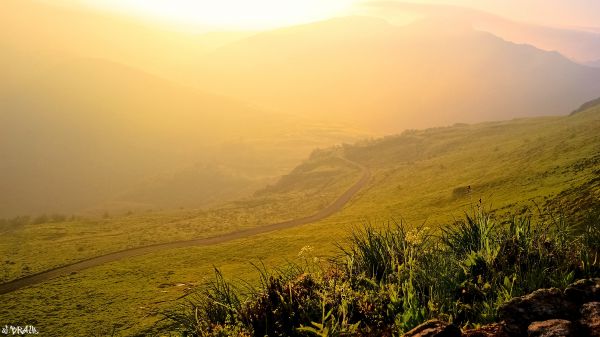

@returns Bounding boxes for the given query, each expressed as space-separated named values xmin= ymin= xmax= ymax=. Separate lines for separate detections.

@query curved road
xmin=0 ymin=159 xmax=370 ymax=295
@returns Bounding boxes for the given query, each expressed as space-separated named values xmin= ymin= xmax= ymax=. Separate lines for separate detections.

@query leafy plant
xmin=165 ymin=205 xmax=600 ymax=336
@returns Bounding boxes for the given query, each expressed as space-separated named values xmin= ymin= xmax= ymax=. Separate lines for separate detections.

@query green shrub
xmin=164 ymin=206 xmax=600 ymax=336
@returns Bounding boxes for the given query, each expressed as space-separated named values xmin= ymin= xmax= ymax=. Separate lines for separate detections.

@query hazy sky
xmin=383 ymin=0 xmax=600 ymax=29
xmin=39 ymin=0 xmax=600 ymax=31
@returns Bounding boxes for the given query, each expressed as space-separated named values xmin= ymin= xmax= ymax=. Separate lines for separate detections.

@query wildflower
xmin=405 ymin=227 xmax=430 ymax=246
xmin=405 ymin=229 xmax=422 ymax=245
xmin=298 ymin=245 xmax=314 ymax=257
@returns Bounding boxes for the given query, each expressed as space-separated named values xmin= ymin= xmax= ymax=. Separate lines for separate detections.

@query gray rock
xmin=564 ymin=278 xmax=600 ymax=305
xmin=499 ymin=288 xmax=577 ymax=336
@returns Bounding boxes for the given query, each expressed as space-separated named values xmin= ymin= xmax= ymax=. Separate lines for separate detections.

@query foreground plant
xmin=161 ymin=206 xmax=600 ymax=336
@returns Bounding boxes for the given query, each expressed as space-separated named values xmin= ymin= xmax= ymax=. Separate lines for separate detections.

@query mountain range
xmin=191 ymin=16 xmax=600 ymax=132
xmin=2 ymin=1 xmax=600 ymax=216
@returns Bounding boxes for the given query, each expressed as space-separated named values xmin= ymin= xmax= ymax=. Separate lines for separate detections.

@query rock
xmin=402 ymin=320 xmax=462 ymax=337
xmin=462 ymin=323 xmax=509 ymax=337
xmin=412 ymin=279 xmax=600 ymax=337
xmin=564 ymin=278 xmax=600 ymax=304
xmin=579 ymin=302 xmax=600 ymax=337
xmin=527 ymin=319 xmax=575 ymax=337
xmin=499 ymin=288 xmax=577 ymax=336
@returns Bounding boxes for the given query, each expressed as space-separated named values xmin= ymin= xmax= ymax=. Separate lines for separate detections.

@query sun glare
xmin=82 ymin=0 xmax=356 ymax=30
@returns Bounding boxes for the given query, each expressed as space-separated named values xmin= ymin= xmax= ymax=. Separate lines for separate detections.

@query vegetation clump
xmin=163 ymin=205 xmax=600 ymax=336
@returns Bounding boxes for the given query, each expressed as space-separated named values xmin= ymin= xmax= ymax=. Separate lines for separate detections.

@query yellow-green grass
xmin=343 ymin=112 xmax=599 ymax=223
xmin=0 ymin=216 xmax=352 ymax=336
xmin=1 ymin=107 xmax=599 ymax=336
xmin=0 ymin=156 xmax=361 ymax=283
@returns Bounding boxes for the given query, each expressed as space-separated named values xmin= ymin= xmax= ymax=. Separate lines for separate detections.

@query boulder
xmin=564 ymin=278 xmax=600 ymax=305
xmin=579 ymin=302 xmax=600 ymax=337
xmin=499 ymin=288 xmax=577 ymax=336
xmin=402 ymin=320 xmax=462 ymax=337
xmin=527 ymin=319 xmax=575 ymax=337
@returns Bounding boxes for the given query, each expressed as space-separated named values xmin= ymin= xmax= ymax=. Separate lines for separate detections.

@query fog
xmin=2 ymin=0 xmax=600 ymax=217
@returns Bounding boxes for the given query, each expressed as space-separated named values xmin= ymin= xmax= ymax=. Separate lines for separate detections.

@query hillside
xmin=161 ymin=103 xmax=599 ymax=336
xmin=339 ymin=106 xmax=599 ymax=223
xmin=4 ymin=2 xmax=600 ymax=217
xmin=1 ymin=104 xmax=599 ymax=335
xmin=3 ymin=2 xmax=600 ymax=337
xmin=572 ymin=96 xmax=600 ymax=115
xmin=5 ymin=2 xmax=600 ymax=137
xmin=364 ymin=2 xmax=600 ymax=64
xmin=1 ymin=1 xmax=372 ymax=217
xmin=193 ymin=16 xmax=600 ymax=132
xmin=0 ymin=53 xmax=365 ymax=217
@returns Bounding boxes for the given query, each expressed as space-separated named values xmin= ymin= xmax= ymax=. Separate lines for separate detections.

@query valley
xmin=2 ymin=2 xmax=600 ymax=336
xmin=1 ymin=103 xmax=598 ymax=335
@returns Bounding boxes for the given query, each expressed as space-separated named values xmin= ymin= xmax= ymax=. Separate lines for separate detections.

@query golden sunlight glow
xmin=82 ymin=0 xmax=357 ymax=30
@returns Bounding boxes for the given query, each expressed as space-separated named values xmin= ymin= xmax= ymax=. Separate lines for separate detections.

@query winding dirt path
xmin=0 ymin=159 xmax=370 ymax=295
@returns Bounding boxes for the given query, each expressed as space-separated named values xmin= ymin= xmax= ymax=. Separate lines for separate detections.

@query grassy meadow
xmin=0 ymin=105 xmax=599 ymax=336
xmin=0 ymin=156 xmax=362 ymax=283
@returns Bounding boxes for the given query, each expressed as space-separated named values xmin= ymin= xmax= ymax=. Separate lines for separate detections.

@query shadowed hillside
xmin=0 ymin=54 xmax=365 ymax=217
xmin=194 ymin=16 xmax=600 ymax=132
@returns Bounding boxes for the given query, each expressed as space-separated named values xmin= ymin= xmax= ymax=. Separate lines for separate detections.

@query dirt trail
xmin=0 ymin=159 xmax=370 ymax=295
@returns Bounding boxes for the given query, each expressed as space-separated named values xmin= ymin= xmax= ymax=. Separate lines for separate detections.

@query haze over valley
xmin=3 ymin=0 xmax=600 ymax=218
xmin=1 ymin=1 xmax=599 ymax=336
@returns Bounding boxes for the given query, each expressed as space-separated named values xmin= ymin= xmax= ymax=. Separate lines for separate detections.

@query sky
xmin=40 ymin=0 xmax=600 ymax=32
xmin=388 ymin=0 xmax=600 ymax=29
xmin=54 ymin=0 xmax=358 ymax=31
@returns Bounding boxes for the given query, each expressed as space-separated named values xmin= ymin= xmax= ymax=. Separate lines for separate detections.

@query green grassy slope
xmin=341 ymin=108 xmax=599 ymax=224
xmin=1 ymin=106 xmax=599 ymax=335
xmin=0 ymin=156 xmax=361 ymax=283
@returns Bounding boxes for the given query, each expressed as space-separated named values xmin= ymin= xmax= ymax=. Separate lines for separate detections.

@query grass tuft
xmin=163 ymin=205 xmax=600 ymax=336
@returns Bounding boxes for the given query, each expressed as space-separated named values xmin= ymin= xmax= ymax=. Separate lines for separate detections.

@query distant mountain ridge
xmin=194 ymin=16 xmax=600 ymax=133
xmin=364 ymin=2 xmax=600 ymax=64
xmin=571 ymin=96 xmax=600 ymax=115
